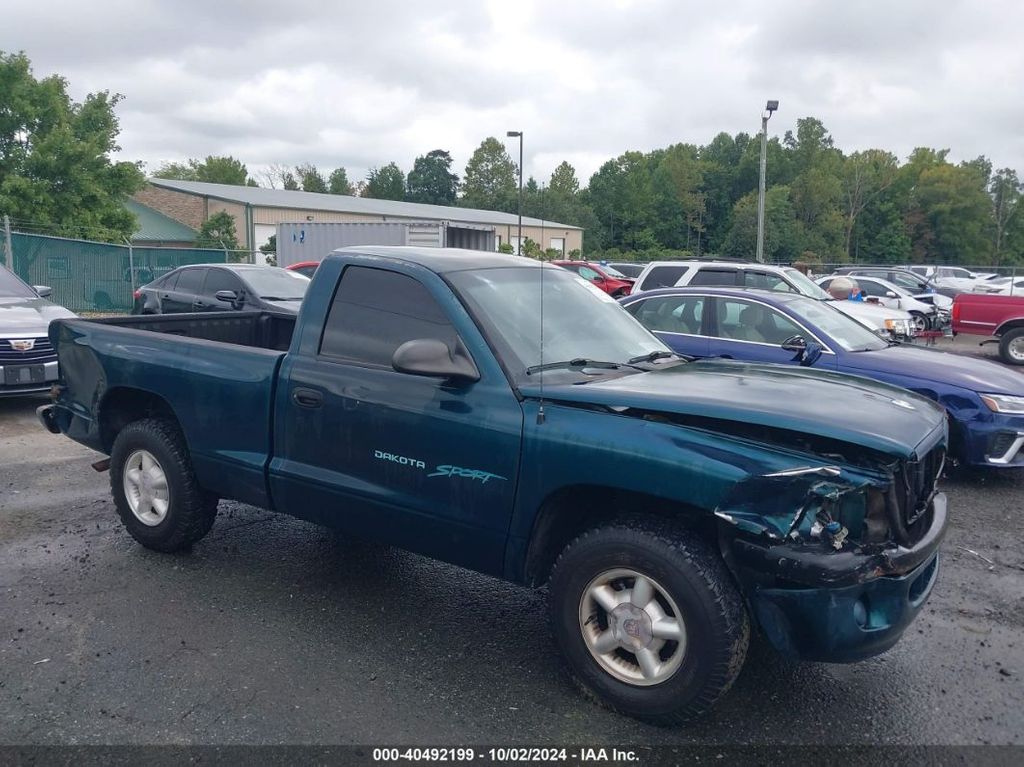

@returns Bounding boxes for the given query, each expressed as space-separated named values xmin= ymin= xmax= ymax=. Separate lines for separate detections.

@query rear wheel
xmin=110 ymin=419 xmax=217 ymax=552
xmin=547 ymin=520 xmax=749 ymax=725
xmin=999 ymin=328 xmax=1024 ymax=366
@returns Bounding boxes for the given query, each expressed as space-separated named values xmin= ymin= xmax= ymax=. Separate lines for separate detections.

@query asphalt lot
xmin=1 ymin=344 xmax=1023 ymax=746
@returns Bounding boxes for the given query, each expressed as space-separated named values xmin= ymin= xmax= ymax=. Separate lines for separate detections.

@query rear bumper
xmin=731 ymin=493 xmax=947 ymax=662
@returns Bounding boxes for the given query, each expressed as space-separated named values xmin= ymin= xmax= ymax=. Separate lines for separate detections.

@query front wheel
xmin=999 ymin=328 xmax=1024 ymax=366
xmin=110 ymin=418 xmax=218 ymax=552
xmin=909 ymin=311 xmax=928 ymax=333
xmin=547 ymin=520 xmax=749 ymax=725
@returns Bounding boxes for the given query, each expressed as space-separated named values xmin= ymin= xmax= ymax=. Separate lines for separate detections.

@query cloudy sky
xmin=4 ymin=0 xmax=1023 ymax=185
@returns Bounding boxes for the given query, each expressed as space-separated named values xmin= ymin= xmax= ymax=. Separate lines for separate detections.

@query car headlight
xmin=980 ymin=393 xmax=1024 ymax=414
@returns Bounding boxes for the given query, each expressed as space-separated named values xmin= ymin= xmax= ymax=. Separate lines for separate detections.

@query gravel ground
xmin=1 ymin=362 xmax=1023 ymax=746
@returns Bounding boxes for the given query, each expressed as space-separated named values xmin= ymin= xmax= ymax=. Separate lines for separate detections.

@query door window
xmin=320 ymin=266 xmax=459 ymax=367
xmin=855 ymin=279 xmax=887 ymax=297
xmin=713 ymin=299 xmax=803 ymax=345
xmin=577 ymin=266 xmax=601 ymax=282
xmin=689 ymin=268 xmax=739 ymax=286
xmin=744 ymin=271 xmax=795 ymax=292
xmin=203 ymin=268 xmax=243 ymax=297
xmin=639 ymin=265 xmax=688 ymax=291
xmin=174 ymin=268 xmax=206 ymax=293
xmin=627 ymin=295 xmax=705 ymax=335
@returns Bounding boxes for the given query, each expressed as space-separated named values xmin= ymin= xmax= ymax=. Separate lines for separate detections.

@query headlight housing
xmin=980 ymin=393 xmax=1024 ymax=414
xmin=884 ymin=318 xmax=911 ymax=336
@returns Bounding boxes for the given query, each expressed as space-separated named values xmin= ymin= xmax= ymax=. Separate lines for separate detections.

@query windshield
xmin=0 ymin=267 xmax=37 ymax=299
xmin=602 ymin=265 xmax=627 ymax=278
xmin=239 ymin=268 xmax=310 ymax=300
xmin=780 ymin=295 xmax=888 ymax=352
xmin=783 ymin=268 xmax=832 ymax=300
xmin=448 ymin=266 xmax=667 ymax=385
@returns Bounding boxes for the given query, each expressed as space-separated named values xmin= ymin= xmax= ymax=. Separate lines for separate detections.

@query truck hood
xmin=844 ymin=344 xmax=1024 ymax=396
xmin=522 ymin=359 xmax=945 ymax=460
xmin=0 ymin=296 xmax=76 ymax=337
xmin=829 ymin=299 xmax=911 ymax=323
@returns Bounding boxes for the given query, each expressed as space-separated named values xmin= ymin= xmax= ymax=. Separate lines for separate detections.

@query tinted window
xmin=628 ymin=295 xmax=705 ymax=335
xmin=689 ymin=268 xmax=738 ymax=287
xmin=639 ymin=266 xmax=688 ymax=291
xmin=320 ymin=266 xmax=458 ymax=367
xmin=203 ymin=268 xmax=243 ymax=296
xmin=714 ymin=298 xmax=802 ymax=345
xmin=744 ymin=271 xmax=795 ymax=292
xmin=174 ymin=268 xmax=206 ymax=293
xmin=159 ymin=271 xmax=179 ymax=290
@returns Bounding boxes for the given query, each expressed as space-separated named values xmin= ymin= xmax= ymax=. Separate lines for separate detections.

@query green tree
xmin=406 ymin=149 xmax=459 ymax=204
xmin=721 ymin=186 xmax=800 ymax=262
xmin=295 ymin=163 xmax=328 ymax=193
xmin=840 ymin=150 xmax=898 ymax=257
xmin=460 ymin=137 xmax=517 ymax=212
xmin=259 ymin=233 xmax=276 ymax=254
xmin=195 ymin=210 xmax=240 ymax=250
xmin=0 ymin=50 xmax=144 ymax=242
xmin=364 ymin=162 xmax=405 ymax=200
xmin=990 ymin=168 xmax=1021 ymax=266
xmin=651 ymin=144 xmax=706 ymax=252
xmin=154 ymin=155 xmax=253 ymax=185
xmin=328 ymin=167 xmax=353 ymax=195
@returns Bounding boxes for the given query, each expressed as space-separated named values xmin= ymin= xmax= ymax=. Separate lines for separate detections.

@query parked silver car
xmin=0 ymin=266 xmax=76 ymax=395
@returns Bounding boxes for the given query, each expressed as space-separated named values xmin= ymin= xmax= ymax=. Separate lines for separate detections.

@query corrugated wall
xmin=276 ymin=222 xmax=416 ymax=267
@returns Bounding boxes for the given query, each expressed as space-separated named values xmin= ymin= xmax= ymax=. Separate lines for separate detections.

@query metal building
xmin=275 ymin=221 xmax=495 ymax=267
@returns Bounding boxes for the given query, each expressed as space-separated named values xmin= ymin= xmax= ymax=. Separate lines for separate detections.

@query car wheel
xmin=548 ymin=519 xmax=749 ymax=725
xmin=999 ymin=328 xmax=1024 ymax=366
xmin=110 ymin=418 xmax=218 ymax=552
xmin=909 ymin=311 xmax=928 ymax=333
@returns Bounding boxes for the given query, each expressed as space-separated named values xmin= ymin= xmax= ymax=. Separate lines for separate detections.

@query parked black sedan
xmin=133 ymin=264 xmax=310 ymax=315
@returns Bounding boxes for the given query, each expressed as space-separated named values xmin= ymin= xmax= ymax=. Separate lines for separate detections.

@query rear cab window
xmin=689 ymin=268 xmax=739 ymax=287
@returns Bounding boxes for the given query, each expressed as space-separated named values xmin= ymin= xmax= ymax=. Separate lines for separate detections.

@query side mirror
xmin=33 ymin=285 xmax=52 ymax=298
xmin=780 ymin=335 xmax=807 ymax=353
xmin=392 ymin=338 xmax=480 ymax=383
xmin=215 ymin=290 xmax=239 ymax=302
xmin=885 ymin=291 xmax=898 ymax=298
xmin=781 ymin=335 xmax=823 ymax=366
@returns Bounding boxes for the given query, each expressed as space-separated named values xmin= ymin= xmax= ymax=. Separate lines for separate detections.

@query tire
xmin=998 ymin=328 xmax=1024 ymax=366
xmin=109 ymin=418 xmax=218 ymax=552
xmin=547 ymin=520 xmax=749 ymax=725
xmin=909 ymin=311 xmax=928 ymax=333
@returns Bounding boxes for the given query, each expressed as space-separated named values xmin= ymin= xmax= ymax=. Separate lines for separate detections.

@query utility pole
xmin=507 ymin=131 xmax=523 ymax=254
xmin=3 ymin=215 xmax=12 ymax=269
xmin=756 ymin=100 xmax=779 ymax=263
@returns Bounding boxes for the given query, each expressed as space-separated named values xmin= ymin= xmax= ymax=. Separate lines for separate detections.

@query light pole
xmin=756 ymin=100 xmax=779 ymax=263
xmin=507 ymin=130 xmax=523 ymax=254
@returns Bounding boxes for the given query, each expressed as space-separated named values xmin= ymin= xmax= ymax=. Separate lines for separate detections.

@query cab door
xmin=707 ymin=296 xmax=835 ymax=369
xmin=271 ymin=263 xmax=523 ymax=575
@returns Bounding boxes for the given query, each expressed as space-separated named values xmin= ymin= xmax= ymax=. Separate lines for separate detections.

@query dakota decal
xmin=373 ymin=450 xmax=426 ymax=469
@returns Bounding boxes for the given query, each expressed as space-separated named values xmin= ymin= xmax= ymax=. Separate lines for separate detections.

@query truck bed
xmin=49 ymin=312 xmax=293 ymax=509
xmin=92 ymin=311 xmax=296 ymax=351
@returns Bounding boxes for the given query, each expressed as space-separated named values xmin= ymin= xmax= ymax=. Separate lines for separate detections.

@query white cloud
xmin=3 ymin=0 xmax=1022 ymax=184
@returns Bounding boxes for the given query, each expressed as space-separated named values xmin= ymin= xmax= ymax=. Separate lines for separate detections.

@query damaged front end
xmin=716 ymin=446 xmax=948 ymax=662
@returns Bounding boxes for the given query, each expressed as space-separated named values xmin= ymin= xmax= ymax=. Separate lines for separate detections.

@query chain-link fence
xmin=2 ymin=232 xmax=254 ymax=313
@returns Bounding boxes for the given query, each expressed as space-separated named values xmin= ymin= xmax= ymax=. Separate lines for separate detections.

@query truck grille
xmin=0 ymin=338 xmax=56 ymax=365
xmin=887 ymin=446 xmax=945 ymax=545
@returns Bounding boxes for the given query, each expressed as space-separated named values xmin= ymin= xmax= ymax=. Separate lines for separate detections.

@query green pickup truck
xmin=39 ymin=247 xmax=949 ymax=724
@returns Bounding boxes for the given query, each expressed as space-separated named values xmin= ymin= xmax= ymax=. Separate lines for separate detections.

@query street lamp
xmin=756 ymin=100 xmax=779 ymax=263
xmin=507 ymin=130 xmax=523 ymax=254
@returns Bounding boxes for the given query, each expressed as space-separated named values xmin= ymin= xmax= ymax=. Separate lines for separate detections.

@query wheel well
xmin=99 ymin=387 xmax=180 ymax=453
xmin=523 ymin=485 xmax=716 ymax=587
xmin=995 ymin=319 xmax=1024 ymax=337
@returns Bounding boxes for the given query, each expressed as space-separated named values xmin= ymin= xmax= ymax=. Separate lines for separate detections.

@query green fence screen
xmin=5 ymin=232 xmax=249 ymax=313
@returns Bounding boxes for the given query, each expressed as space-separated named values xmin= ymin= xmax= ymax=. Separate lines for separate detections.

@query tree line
xmin=2 ymin=51 xmax=1022 ymax=266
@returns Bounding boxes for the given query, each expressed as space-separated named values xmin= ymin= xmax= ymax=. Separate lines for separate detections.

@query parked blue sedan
xmin=621 ymin=287 xmax=1024 ymax=468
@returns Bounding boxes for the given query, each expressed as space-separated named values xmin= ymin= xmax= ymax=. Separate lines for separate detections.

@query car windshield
xmin=239 ymin=268 xmax=310 ymax=299
xmin=0 ymin=266 xmax=37 ymax=299
xmin=448 ymin=266 xmax=668 ymax=385
xmin=603 ymin=265 xmax=627 ymax=278
xmin=783 ymin=268 xmax=832 ymax=300
xmin=779 ymin=295 xmax=889 ymax=352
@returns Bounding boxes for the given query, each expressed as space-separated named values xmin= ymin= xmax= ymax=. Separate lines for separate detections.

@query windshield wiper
xmin=525 ymin=358 xmax=643 ymax=376
xmin=627 ymin=350 xmax=684 ymax=364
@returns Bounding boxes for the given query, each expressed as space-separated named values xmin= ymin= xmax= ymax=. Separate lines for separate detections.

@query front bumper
xmin=0 ymin=360 xmax=59 ymax=396
xmin=730 ymin=493 xmax=947 ymax=662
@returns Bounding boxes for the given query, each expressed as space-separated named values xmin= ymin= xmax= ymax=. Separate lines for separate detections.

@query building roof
xmin=330 ymin=246 xmax=548 ymax=273
xmin=125 ymin=198 xmax=197 ymax=242
xmin=147 ymin=178 xmax=581 ymax=231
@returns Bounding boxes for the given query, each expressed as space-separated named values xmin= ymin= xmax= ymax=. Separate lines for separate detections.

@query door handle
xmin=292 ymin=388 xmax=323 ymax=408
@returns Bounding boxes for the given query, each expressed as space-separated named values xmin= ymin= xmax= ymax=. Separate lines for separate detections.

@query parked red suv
xmin=951 ymin=292 xmax=1024 ymax=364
xmin=552 ymin=260 xmax=634 ymax=297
